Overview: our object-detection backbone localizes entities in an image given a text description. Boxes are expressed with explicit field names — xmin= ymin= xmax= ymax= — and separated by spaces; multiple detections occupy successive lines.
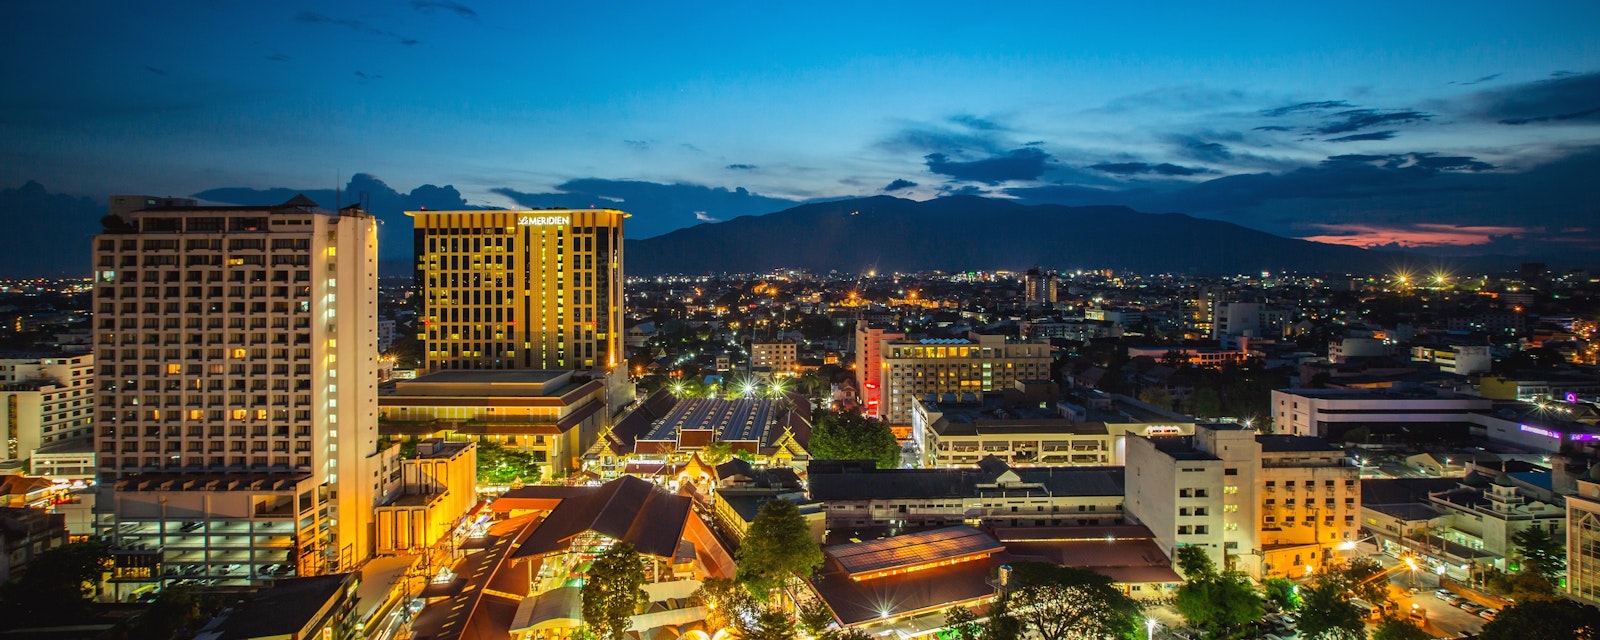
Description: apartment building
xmin=751 ymin=339 xmax=798 ymax=377
xmin=876 ymin=333 xmax=1052 ymax=426
xmin=854 ymin=324 xmax=904 ymax=420
xmin=409 ymin=208 xmax=627 ymax=372
xmin=92 ymin=194 xmax=394 ymax=594
xmin=1567 ymin=471 xmax=1600 ymax=605
xmin=0 ymin=353 xmax=95 ymax=474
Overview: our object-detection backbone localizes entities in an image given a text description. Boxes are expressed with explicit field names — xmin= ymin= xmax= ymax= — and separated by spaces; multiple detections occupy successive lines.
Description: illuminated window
xmin=232 ymin=409 xmax=247 ymax=420
xmin=166 ymin=363 xmax=182 ymax=374
xmin=232 ymin=348 xmax=246 ymax=358
xmin=188 ymin=409 xmax=203 ymax=420
xmin=255 ymin=409 xmax=268 ymax=420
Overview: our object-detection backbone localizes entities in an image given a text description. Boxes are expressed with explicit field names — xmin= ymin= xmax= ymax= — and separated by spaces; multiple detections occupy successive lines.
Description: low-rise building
xmin=374 ymin=439 xmax=478 ymax=556
xmin=0 ymin=353 xmax=94 ymax=475
xmin=628 ymin=396 xmax=811 ymax=466
xmin=751 ymin=339 xmax=799 ymax=378
xmin=1270 ymin=388 xmax=1492 ymax=439
xmin=808 ymin=456 xmax=1125 ymax=531
xmin=379 ymin=370 xmax=610 ymax=478
xmin=876 ymin=333 xmax=1053 ymax=426
xmin=193 ymin=573 xmax=360 ymax=640
xmin=0 ymin=506 xmax=68 ymax=583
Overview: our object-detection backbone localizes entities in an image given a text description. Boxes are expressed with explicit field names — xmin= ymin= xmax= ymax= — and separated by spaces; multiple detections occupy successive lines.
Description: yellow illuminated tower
xmin=409 ymin=209 xmax=627 ymax=372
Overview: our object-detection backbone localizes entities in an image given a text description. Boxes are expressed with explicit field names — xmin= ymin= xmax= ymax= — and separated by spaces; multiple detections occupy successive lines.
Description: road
xmin=1376 ymin=559 xmax=1487 ymax=638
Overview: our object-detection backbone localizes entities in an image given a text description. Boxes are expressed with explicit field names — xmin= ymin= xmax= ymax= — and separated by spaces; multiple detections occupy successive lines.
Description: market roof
xmin=824 ymin=526 xmax=1003 ymax=578
xmin=512 ymin=475 xmax=691 ymax=560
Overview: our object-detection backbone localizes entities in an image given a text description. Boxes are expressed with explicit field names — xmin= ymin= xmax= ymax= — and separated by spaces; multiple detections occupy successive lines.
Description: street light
xmin=1146 ymin=618 xmax=1158 ymax=640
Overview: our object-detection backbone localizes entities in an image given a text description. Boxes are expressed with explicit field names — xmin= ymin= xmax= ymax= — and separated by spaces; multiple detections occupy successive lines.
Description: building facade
xmin=374 ymin=439 xmax=478 ymax=555
xmin=876 ymin=333 xmax=1052 ymax=425
xmin=92 ymin=195 xmax=392 ymax=593
xmin=0 ymin=354 xmax=95 ymax=473
xmin=1568 ymin=473 xmax=1600 ymax=605
xmin=808 ymin=457 xmax=1126 ymax=531
xmin=853 ymin=324 xmax=904 ymax=420
xmin=409 ymin=209 xmax=627 ymax=372
xmin=751 ymin=339 xmax=798 ymax=377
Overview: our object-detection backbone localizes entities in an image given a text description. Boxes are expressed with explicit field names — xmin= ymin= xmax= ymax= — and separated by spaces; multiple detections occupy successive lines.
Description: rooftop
xmin=1257 ymin=435 xmax=1342 ymax=453
xmin=807 ymin=457 xmax=1124 ymax=500
xmin=512 ymin=475 xmax=692 ymax=560
xmin=1149 ymin=436 xmax=1219 ymax=461
xmin=208 ymin=574 xmax=355 ymax=640
xmin=825 ymin=526 xmax=1003 ymax=578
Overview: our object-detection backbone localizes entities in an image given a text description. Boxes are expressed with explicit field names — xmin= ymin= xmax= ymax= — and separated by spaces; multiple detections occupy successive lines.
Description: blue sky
xmin=2 ymin=1 xmax=1598 ymax=269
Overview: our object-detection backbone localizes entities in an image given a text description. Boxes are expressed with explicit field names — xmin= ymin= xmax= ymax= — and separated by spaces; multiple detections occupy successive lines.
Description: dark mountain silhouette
xmin=625 ymin=195 xmax=1395 ymax=275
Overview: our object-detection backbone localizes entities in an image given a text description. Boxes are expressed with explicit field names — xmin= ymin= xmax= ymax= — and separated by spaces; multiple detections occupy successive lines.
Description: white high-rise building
xmin=0 ymin=354 xmax=95 ymax=474
xmin=92 ymin=195 xmax=396 ymax=595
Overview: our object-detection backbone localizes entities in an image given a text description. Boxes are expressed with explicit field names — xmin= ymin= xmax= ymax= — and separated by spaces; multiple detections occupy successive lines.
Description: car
xmin=1478 ymin=608 xmax=1498 ymax=620
xmin=1459 ymin=602 xmax=1484 ymax=614
xmin=1445 ymin=595 xmax=1467 ymax=606
xmin=1435 ymin=589 xmax=1454 ymax=600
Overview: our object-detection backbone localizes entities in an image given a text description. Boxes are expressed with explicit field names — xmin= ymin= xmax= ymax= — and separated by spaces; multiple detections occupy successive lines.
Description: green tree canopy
xmin=1344 ymin=557 xmax=1393 ymax=608
xmin=582 ymin=543 xmax=647 ymax=640
xmin=806 ymin=409 xmax=900 ymax=469
xmin=702 ymin=440 xmax=733 ymax=465
xmin=692 ymin=577 xmax=755 ymax=632
xmin=477 ymin=437 xmax=544 ymax=485
xmin=1000 ymin=562 xmax=1141 ymax=640
xmin=1262 ymin=577 xmax=1302 ymax=611
xmin=737 ymin=499 xmax=824 ymax=600
xmin=1297 ymin=571 xmax=1366 ymax=640
xmin=1480 ymin=598 xmax=1600 ymax=640
xmin=1174 ymin=553 xmax=1265 ymax=639
xmin=1511 ymin=526 xmax=1566 ymax=583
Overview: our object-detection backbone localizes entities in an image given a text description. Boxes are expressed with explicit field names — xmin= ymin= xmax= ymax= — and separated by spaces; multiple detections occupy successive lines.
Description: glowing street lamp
xmin=1146 ymin=618 xmax=1158 ymax=640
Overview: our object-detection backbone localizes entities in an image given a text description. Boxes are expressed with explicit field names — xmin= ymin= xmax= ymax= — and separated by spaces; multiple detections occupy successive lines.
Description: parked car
xmin=1459 ymin=602 xmax=1484 ymax=614
xmin=1435 ymin=589 xmax=1454 ymax=600
xmin=1478 ymin=608 xmax=1498 ymax=620
xmin=1445 ymin=595 xmax=1467 ymax=606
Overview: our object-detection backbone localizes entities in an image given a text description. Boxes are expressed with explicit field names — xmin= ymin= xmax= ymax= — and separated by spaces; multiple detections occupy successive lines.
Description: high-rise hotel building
xmin=92 ymin=195 xmax=395 ymax=594
xmin=409 ymin=209 xmax=627 ymax=372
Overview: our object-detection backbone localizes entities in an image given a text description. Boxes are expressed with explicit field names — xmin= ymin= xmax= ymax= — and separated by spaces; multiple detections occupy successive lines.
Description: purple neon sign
xmin=1520 ymin=424 xmax=1561 ymax=439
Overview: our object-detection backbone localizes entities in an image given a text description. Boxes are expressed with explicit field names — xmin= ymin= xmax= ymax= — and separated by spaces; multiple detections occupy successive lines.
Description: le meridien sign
xmin=518 ymin=215 xmax=570 ymax=226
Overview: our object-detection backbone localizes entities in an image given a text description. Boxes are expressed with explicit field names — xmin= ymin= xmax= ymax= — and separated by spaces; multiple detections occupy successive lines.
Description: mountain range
xmin=625 ymin=195 xmax=1404 ymax=276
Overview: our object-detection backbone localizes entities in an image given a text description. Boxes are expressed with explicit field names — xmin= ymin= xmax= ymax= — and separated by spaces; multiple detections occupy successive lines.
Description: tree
xmin=1173 ymin=546 xmax=1264 ymax=639
xmin=1002 ymin=562 xmax=1141 ymax=640
xmin=1192 ymin=387 xmax=1223 ymax=418
xmin=1373 ymin=616 xmax=1430 ymax=640
xmin=0 ymin=540 xmax=108 ymax=625
xmin=476 ymin=438 xmax=544 ymax=485
xmin=798 ymin=599 xmax=836 ymax=637
xmin=737 ymin=608 xmax=798 ymax=640
xmin=737 ymin=499 xmax=824 ymax=600
xmin=806 ymin=410 xmax=900 ymax=468
xmin=1175 ymin=545 xmax=1216 ymax=578
xmin=1262 ymin=577 xmax=1302 ymax=611
xmin=1344 ymin=557 xmax=1392 ymax=608
xmin=1511 ymin=526 xmax=1566 ymax=582
xmin=692 ymin=577 xmax=755 ymax=632
xmin=582 ymin=543 xmax=646 ymax=640
xmin=703 ymin=440 xmax=733 ymax=465
xmin=1480 ymin=598 xmax=1600 ymax=640
xmin=1138 ymin=386 xmax=1174 ymax=411
xmin=944 ymin=606 xmax=982 ymax=640
xmin=1297 ymin=572 xmax=1366 ymax=640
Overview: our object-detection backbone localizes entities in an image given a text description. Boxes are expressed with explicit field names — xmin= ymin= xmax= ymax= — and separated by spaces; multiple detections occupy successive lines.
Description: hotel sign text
xmin=518 ymin=215 xmax=570 ymax=226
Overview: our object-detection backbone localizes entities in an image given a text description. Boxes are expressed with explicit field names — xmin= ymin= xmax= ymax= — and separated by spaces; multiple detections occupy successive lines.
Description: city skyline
xmin=2 ymin=2 xmax=1598 ymax=274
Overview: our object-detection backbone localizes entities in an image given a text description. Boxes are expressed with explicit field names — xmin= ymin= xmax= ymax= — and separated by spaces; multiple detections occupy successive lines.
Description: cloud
xmin=1300 ymin=222 xmax=1528 ymax=248
xmin=144 ymin=66 xmax=167 ymax=76
xmin=883 ymin=179 xmax=918 ymax=192
xmin=1259 ymin=100 xmax=1354 ymax=117
xmin=1450 ymin=73 xmax=1501 ymax=86
xmin=1088 ymin=162 xmax=1212 ymax=176
xmin=1325 ymin=152 xmax=1493 ymax=172
xmin=725 ymin=164 xmax=757 ymax=170
xmin=293 ymin=11 xmax=419 ymax=46
xmin=877 ymin=113 xmax=1020 ymax=156
xmin=1467 ymin=71 xmax=1600 ymax=125
xmin=623 ymin=139 xmax=650 ymax=151
xmin=492 ymin=178 xmax=809 ymax=238
xmin=925 ymin=148 xmax=1052 ymax=184
xmin=410 ymin=1 xmax=478 ymax=19
xmin=354 ymin=71 xmax=383 ymax=81
xmin=941 ymin=185 xmax=990 ymax=197
xmin=1316 ymin=109 xmax=1432 ymax=134
xmin=1326 ymin=130 xmax=1397 ymax=142
xmin=949 ymin=114 xmax=1005 ymax=131
xmin=1252 ymin=125 xmax=1294 ymax=132
xmin=1165 ymin=134 xmax=1235 ymax=163
xmin=694 ymin=211 xmax=719 ymax=222
xmin=266 ymin=53 xmax=291 ymax=62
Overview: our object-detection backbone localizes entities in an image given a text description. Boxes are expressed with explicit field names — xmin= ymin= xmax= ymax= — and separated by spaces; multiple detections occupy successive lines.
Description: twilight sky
xmin=2 ymin=1 xmax=1599 ymax=272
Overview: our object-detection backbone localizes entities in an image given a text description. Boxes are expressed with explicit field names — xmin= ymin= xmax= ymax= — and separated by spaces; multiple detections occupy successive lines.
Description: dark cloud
xmin=1166 ymin=134 xmax=1235 ymax=163
xmin=293 ymin=11 xmax=419 ymax=46
xmin=1326 ymin=130 xmax=1397 ymax=142
xmin=1024 ymin=140 xmax=1045 ymax=146
xmin=492 ymin=179 xmax=809 ymax=239
xmin=266 ymin=53 xmax=291 ymax=62
xmin=1098 ymin=86 xmax=1249 ymax=114
xmin=1552 ymin=70 xmax=1578 ymax=78
xmin=354 ymin=71 xmax=383 ymax=81
xmin=925 ymin=148 xmax=1051 ymax=185
xmin=725 ymin=164 xmax=757 ymax=170
xmin=144 ymin=66 xmax=167 ymax=76
xmin=942 ymin=185 xmax=990 ymax=197
xmin=1323 ymin=152 xmax=1492 ymax=172
xmin=1088 ymin=162 xmax=1212 ymax=176
xmin=1252 ymin=125 xmax=1294 ymax=132
xmin=1467 ymin=71 xmax=1600 ymax=125
xmin=623 ymin=140 xmax=650 ymax=151
xmin=410 ymin=1 xmax=478 ymax=19
xmin=1316 ymin=109 xmax=1432 ymax=134
xmin=1450 ymin=73 xmax=1501 ymax=86
xmin=1259 ymin=100 xmax=1354 ymax=117
xmin=883 ymin=179 xmax=918 ymax=192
